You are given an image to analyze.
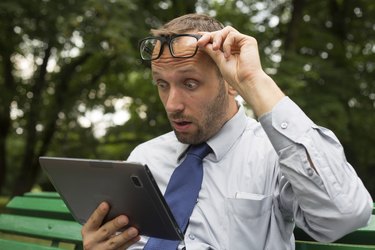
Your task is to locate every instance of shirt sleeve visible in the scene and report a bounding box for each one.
[259,96,373,242]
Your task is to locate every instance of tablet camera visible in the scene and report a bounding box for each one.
[131,175,143,188]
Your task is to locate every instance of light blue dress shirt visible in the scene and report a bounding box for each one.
[127,97,372,250]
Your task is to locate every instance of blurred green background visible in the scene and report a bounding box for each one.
[0,0,374,201]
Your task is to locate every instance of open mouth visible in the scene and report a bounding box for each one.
[175,121,191,126]
[172,120,192,132]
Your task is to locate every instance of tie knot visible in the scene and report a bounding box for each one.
[187,143,211,159]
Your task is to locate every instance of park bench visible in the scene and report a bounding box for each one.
[0,192,374,249]
[0,192,82,250]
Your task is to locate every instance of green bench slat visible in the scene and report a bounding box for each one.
[0,214,82,243]
[23,192,61,199]
[6,196,73,220]
[0,238,63,250]
[296,240,375,249]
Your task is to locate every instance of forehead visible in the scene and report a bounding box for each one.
[151,50,213,76]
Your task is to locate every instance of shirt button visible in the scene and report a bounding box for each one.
[280,122,288,129]
[307,168,314,176]
[188,233,195,240]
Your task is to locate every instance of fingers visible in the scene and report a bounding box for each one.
[82,202,140,249]
[100,227,140,250]
[197,26,247,69]
[197,26,264,93]
[82,202,110,234]
[96,215,130,240]
[197,26,239,54]
[83,226,140,250]
[107,228,140,250]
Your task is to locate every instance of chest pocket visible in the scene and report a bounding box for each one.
[226,193,273,250]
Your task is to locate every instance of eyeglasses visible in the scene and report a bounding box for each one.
[139,34,202,61]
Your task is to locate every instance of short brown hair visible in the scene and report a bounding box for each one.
[151,13,224,36]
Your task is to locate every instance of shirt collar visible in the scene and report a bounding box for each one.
[175,105,248,162]
[207,105,247,162]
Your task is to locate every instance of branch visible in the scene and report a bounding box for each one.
[21,43,53,169]
[12,51,92,195]
[37,52,93,157]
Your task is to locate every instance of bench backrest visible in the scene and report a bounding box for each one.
[0,192,82,250]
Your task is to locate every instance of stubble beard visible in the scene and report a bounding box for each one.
[171,81,229,145]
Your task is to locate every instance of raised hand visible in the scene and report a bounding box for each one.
[197,26,285,116]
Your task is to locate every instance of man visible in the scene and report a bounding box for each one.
[81,14,372,250]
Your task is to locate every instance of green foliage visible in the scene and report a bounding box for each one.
[0,0,374,197]
[0,0,181,194]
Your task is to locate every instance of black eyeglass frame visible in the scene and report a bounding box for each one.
[139,34,203,61]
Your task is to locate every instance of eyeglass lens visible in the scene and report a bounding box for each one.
[140,35,199,60]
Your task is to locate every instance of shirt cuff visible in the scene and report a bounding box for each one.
[259,96,314,152]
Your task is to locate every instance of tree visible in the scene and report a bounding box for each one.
[200,0,375,196]
[0,0,198,195]
[0,0,131,194]
[1,0,374,198]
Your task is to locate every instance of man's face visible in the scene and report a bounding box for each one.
[151,45,236,144]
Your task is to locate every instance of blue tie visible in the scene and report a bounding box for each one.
[144,143,211,250]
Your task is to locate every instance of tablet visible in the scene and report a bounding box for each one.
[39,156,183,241]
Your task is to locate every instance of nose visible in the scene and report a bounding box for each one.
[164,86,184,114]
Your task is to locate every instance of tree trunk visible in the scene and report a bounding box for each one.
[11,44,52,195]
[0,50,15,194]
[12,52,92,195]
[0,117,9,193]
[284,0,306,52]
